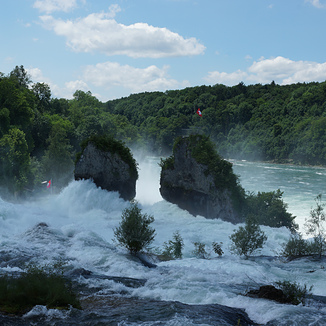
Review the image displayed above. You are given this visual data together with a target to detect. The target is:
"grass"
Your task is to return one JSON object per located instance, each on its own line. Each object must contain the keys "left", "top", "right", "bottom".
{"left": 0, "top": 264, "right": 81, "bottom": 315}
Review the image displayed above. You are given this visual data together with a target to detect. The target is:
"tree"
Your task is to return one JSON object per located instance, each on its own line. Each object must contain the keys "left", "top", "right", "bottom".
{"left": 9, "top": 65, "right": 31, "bottom": 88}
{"left": 304, "top": 194, "right": 326, "bottom": 258}
{"left": 114, "top": 202, "right": 156, "bottom": 254}
{"left": 0, "top": 128, "right": 31, "bottom": 193}
{"left": 229, "top": 215, "right": 267, "bottom": 258}
{"left": 32, "top": 82, "right": 51, "bottom": 113}
{"left": 245, "top": 189, "right": 298, "bottom": 231}
{"left": 42, "top": 118, "right": 74, "bottom": 188}
{"left": 162, "top": 231, "right": 184, "bottom": 259}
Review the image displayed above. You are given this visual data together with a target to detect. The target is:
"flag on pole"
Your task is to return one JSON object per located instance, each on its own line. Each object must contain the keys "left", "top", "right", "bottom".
{"left": 47, "top": 180, "right": 51, "bottom": 188}
{"left": 196, "top": 108, "right": 202, "bottom": 117}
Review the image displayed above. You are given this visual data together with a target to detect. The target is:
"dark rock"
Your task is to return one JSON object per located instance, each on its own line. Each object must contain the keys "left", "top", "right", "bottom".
{"left": 160, "top": 135, "right": 244, "bottom": 223}
{"left": 134, "top": 252, "right": 157, "bottom": 268}
{"left": 74, "top": 142, "right": 137, "bottom": 201}
{"left": 247, "top": 285, "right": 290, "bottom": 304}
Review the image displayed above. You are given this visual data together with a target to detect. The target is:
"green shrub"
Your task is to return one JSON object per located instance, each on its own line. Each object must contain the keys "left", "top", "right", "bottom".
{"left": 114, "top": 202, "right": 156, "bottom": 254}
{"left": 161, "top": 231, "right": 184, "bottom": 260}
{"left": 281, "top": 233, "right": 312, "bottom": 258}
{"left": 192, "top": 241, "right": 208, "bottom": 259}
{"left": 229, "top": 215, "right": 267, "bottom": 258}
{"left": 245, "top": 189, "right": 298, "bottom": 231}
{"left": 0, "top": 264, "right": 81, "bottom": 315}
{"left": 212, "top": 242, "right": 224, "bottom": 257}
{"left": 275, "top": 280, "right": 313, "bottom": 305}
{"left": 305, "top": 194, "right": 326, "bottom": 258}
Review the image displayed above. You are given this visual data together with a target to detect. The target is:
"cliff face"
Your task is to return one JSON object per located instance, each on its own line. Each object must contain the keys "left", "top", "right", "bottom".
{"left": 74, "top": 142, "right": 137, "bottom": 201}
{"left": 160, "top": 136, "right": 244, "bottom": 223}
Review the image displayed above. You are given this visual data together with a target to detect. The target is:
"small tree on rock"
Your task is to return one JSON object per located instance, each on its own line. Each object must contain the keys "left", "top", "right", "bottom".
{"left": 162, "top": 231, "right": 184, "bottom": 259}
{"left": 114, "top": 202, "right": 156, "bottom": 254}
{"left": 305, "top": 194, "right": 326, "bottom": 258}
{"left": 229, "top": 215, "right": 267, "bottom": 258}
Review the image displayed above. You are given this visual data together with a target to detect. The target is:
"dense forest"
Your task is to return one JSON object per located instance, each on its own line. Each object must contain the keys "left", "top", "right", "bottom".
{"left": 1, "top": 65, "right": 326, "bottom": 197}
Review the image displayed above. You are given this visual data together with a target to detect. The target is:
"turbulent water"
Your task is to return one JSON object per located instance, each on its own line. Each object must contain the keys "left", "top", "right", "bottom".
{"left": 1, "top": 158, "right": 326, "bottom": 325}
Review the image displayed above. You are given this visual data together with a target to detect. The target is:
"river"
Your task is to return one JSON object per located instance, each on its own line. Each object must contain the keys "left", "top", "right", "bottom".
{"left": 0, "top": 158, "right": 325, "bottom": 325}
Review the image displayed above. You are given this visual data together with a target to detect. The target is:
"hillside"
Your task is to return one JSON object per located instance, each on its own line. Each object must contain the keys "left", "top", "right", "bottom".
{"left": 1, "top": 65, "right": 326, "bottom": 195}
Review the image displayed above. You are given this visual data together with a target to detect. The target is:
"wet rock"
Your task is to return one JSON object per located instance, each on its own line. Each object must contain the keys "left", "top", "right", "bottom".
{"left": 67, "top": 268, "right": 147, "bottom": 288}
{"left": 160, "top": 135, "right": 244, "bottom": 223}
{"left": 74, "top": 140, "right": 137, "bottom": 201}
{"left": 247, "top": 285, "right": 290, "bottom": 304}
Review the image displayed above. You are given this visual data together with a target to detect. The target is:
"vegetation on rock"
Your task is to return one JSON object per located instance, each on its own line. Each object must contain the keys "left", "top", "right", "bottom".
{"left": 0, "top": 264, "right": 81, "bottom": 315}
{"left": 161, "top": 134, "right": 246, "bottom": 214}
{"left": 114, "top": 202, "right": 156, "bottom": 254}
{"left": 76, "top": 134, "right": 138, "bottom": 180}
{"left": 275, "top": 280, "right": 313, "bottom": 305}
{"left": 282, "top": 194, "right": 326, "bottom": 259}
{"left": 229, "top": 215, "right": 267, "bottom": 258}
{"left": 161, "top": 231, "right": 184, "bottom": 260}
{"left": 244, "top": 189, "right": 298, "bottom": 231}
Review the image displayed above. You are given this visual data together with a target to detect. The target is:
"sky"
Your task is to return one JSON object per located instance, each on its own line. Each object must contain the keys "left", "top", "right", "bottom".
{"left": 1, "top": 0, "right": 326, "bottom": 102}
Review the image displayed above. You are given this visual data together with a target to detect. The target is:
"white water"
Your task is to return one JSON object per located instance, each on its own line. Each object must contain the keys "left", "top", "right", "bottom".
{"left": 1, "top": 158, "right": 326, "bottom": 325}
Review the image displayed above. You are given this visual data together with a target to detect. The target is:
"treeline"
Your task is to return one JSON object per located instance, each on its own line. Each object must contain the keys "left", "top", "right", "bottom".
{"left": 1, "top": 65, "right": 326, "bottom": 196}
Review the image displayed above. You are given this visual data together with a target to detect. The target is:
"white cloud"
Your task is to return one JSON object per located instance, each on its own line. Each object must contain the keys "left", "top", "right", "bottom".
{"left": 204, "top": 70, "right": 248, "bottom": 86}
{"left": 82, "top": 61, "right": 180, "bottom": 93}
{"left": 33, "top": 0, "right": 84, "bottom": 14}
{"left": 27, "top": 67, "right": 75, "bottom": 98}
{"left": 204, "top": 56, "right": 326, "bottom": 86}
{"left": 305, "top": 0, "right": 326, "bottom": 8}
{"left": 65, "top": 80, "right": 89, "bottom": 93}
{"left": 39, "top": 9, "right": 205, "bottom": 58}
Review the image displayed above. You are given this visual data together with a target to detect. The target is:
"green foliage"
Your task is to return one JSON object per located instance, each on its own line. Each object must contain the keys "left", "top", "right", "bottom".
{"left": 192, "top": 242, "right": 208, "bottom": 259}
{"left": 78, "top": 134, "right": 138, "bottom": 180}
{"left": 161, "top": 231, "right": 184, "bottom": 260}
{"left": 304, "top": 194, "right": 326, "bottom": 258}
{"left": 281, "top": 233, "right": 313, "bottom": 258}
{"left": 212, "top": 242, "right": 224, "bottom": 256}
{"left": 245, "top": 189, "right": 298, "bottom": 231}
{"left": 275, "top": 280, "right": 313, "bottom": 305}
{"left": 0, "top": 264, "right": 81, "bottom": 315}
{"left": 3, "top": 63, "right": 326, "bottom": 197}
{"left": 229, "top": 215, "right": 267, "bottom": 258}
{"left": 0, "top": 127, "right": 31, "bottom": 193}
{"left": 114, "top": 202, "right": 156, "bottom": 254}
{"left": 159, "top": 156, "right": 174, "bottom": 170}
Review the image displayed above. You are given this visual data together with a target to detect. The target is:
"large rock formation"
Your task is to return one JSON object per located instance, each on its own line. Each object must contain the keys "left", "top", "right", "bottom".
{"left": 74, "top": 135, "right": 138, "bottom": 201}
{"left": 159, "top": 135, "right": 244, "bottom": 223}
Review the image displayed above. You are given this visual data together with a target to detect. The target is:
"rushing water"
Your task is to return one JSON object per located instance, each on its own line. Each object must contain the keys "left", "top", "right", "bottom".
{"left": 0, "top": 158, "right": 326, "bottom": 325}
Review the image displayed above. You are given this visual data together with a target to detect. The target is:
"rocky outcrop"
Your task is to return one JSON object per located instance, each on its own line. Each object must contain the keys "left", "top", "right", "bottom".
{"left": 74, "top": 138, "right": 138, "bottom": 201}
{"left": 160, "top": 135, "right": 244, "bottom": 223}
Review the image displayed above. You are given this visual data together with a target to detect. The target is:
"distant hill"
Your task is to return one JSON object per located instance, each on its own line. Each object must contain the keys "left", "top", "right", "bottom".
{"left": 1, "top": 65, "right": 326, "bottom": 196}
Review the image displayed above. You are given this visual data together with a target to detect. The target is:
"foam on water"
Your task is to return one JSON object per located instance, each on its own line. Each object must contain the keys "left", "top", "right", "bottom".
{"left": 0, "top": 159, "right": 326, "bottom": 324}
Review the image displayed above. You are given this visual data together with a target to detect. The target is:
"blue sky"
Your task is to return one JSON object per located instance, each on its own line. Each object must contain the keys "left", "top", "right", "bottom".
{"left": 1, "top": 0, "right": 326, "bottom": 101}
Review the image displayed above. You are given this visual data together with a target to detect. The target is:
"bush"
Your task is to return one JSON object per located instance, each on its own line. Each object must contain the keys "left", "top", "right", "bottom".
{"left": 192, "top": 242, "right": 208, "bottom": 259}
{"left": 161, "top": 231, "right": 184, "bottom": 260}
{"left": 245, "top": 189, "right": 298, "bottom": 231}
{"left": 114, "top": 202, "right": 156, "bottom": 254}
{"left": 304, "top": 194, "right": 326, "bottom": 258}
{"left": 275, "top": 280, "right": 313, "bottom": 305}
{"left": 229, "top": 215, "right": 267, "bottom": 258}
{"left": 212, "top": 242, "right": 224, "bottom": 257}
{"left": 281, "top": 233, "right": 312, "bottom": 258}
{"left": 0, "top": 264, "right": 81, "bottom": 315}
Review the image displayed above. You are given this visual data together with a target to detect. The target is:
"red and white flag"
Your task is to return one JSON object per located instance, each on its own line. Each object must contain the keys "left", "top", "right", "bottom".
{"left": 196, "top": 108, "right": 202, "bottom": 117}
